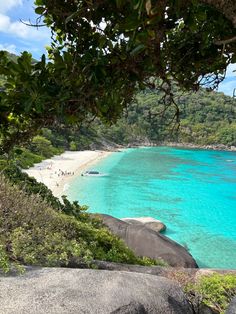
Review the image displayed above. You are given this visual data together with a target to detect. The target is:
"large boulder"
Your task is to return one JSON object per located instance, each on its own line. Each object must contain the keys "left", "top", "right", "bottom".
{"left": 0, "top": 267, "right": 193, "bottom": 314}
{"left": 97, "top": 214, "right": 198, "bottom": 268}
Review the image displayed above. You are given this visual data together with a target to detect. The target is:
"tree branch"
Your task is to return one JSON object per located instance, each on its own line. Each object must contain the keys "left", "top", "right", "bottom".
{"left": 214, "top": 36, "right": 236, "bottom": 45}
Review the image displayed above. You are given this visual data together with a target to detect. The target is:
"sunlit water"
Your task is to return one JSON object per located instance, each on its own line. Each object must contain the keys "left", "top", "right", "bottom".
{"left": 67, "top": 147, "right": 236, "bottom": 269}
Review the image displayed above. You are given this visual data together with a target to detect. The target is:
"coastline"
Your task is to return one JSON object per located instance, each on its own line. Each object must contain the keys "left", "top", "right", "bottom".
{"left": 23, "top": 150, "right": 112, "bottom": 198}
{"left": 125, "top": 141, "right": 236, "bottom": 152}
{"left": 23, "top": 142, "right": 236, "bottom": 198}
{"left": 161, "top": 142, "right": 236, "bottom": 152}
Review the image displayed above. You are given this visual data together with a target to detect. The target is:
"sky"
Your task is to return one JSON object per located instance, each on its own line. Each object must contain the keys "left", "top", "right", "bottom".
{"left": 0, "top": 0, "right": 235, "bottom": 97}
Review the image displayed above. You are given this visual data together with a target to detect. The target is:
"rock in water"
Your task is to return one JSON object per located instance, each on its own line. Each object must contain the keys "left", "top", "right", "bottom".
{"left": 121, "top": 217, "right": 166, "bottom": 232}
{"left": 0, "top": 267, "right": 193, "bottom": 314}
{"left": 98, "top": 214, "right": 198, "bottom": 268}
{"left": 122, "top": 217, "right": 166, "bottom": 233}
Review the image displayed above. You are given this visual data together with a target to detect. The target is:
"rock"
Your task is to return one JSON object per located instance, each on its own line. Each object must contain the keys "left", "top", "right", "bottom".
{"left": 145, "top": 221, "right": 166, "bottom": 233}
{"left": 226, "top": 296, "right": 236, "bottom": 314}
{"left": 98, "top": 214, "right": 198, "bottom": 268}
{"left": 0, "top": 267, "right": 193, "bottom": 314}
{"left": 111, "top": 301, "right": 148, "bottom": 313}
{"left": 198, "top": 304, "right": 219, "bottom": 314}
{"left": 122, "top": 217, "right": 166, "bottom": 233}
{"left": 122, "top": 218, "right": 144, "bottom": 225}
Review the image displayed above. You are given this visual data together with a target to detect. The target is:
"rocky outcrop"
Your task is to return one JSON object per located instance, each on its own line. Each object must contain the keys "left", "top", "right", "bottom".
{"left": 0, "top": 267, "right": 193, "bottom": 314}
{"left": 97, "top": 214, "right": 198, "bottom": 268}
{"left": 226, "top": 297, "right": 236, "bottom": 314}
{"left": 122, "top": 216, "right": 166, "bottom": 233}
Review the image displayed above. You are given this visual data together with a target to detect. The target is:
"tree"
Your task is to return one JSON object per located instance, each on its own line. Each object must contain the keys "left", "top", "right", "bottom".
{"left": 0, "top": 0, "right": 236, "bottom": 151}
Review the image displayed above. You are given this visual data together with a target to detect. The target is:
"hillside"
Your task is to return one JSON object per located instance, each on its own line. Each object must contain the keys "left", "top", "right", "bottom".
{"left": 39, "top": 87, "right": 236, "bottom": 151}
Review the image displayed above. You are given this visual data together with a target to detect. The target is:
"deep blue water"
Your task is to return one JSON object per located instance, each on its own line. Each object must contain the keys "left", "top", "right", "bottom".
{"left": 67, "top": 147, "right": 236, "bottom": 269}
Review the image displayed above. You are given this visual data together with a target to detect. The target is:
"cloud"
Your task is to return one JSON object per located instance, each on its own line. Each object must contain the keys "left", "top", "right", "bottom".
{"left": 0, "top": 43, "right": 17, "bottom": 54}
{"left": 225, "top": 63, "right": 236, "bottom": 77}
{"left": 217, "top": 63, "right": 236, "bottom": 96}
{"left": 0, "top": 0, "right": 22, "bottom": 14}
{"left": 0, "top": 13, "right": 50, "bottom": 41}
{"left": 218, "top": 78, "right": 236, "bottom": 96}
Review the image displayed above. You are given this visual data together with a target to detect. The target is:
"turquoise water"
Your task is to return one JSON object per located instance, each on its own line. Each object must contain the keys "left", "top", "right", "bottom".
{"left": 67, "top": 147, "right": 236, "bottom": 269}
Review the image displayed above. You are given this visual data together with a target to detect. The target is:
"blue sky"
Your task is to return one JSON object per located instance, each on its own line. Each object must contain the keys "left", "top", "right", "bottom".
{"left": 0, "top": 0, "right": 235, "bottom": 96}
{"left": 0, "top": 0, "right": 50, "bottom": 58}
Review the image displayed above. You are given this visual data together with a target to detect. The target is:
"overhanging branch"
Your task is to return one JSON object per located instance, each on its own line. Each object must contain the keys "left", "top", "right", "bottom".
{"left": 215, "top": 36, "right": 236, "bottom": 45}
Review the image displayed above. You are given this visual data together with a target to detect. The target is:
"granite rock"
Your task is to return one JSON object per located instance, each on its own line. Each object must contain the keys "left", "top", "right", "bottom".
{"left": 98, "top": 214, "right": 198, "bottom": 268}
{"left": 0, "top": 267, "right": 193, "bottom": 314}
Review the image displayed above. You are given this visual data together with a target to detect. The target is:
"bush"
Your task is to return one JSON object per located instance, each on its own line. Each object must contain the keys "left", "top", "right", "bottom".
{"left": 69, "top": 141, "right": 77, "bottom": 151}
{"left": 14, "top": 149, "right": 43, "bottom": 169}
{"left": 30, "top": 135, "right": 63, "bottom": 158}
{"left": 185, "top": 273, "right": 236, "bottom": 314}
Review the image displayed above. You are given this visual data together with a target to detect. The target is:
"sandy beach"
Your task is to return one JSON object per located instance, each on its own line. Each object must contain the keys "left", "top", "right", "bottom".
{"left": 23, "top": 150, "right": 112, "bottom": 197}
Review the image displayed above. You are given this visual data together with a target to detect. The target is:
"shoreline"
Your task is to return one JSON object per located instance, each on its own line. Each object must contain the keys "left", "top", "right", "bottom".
{"left": 23, "top": 142, "right": 236, "bottom": 197}
{"left": 23, "top": 150, "right": 113, "bottom": 197}
{"left": 161, "top": 142, "right": 236, "bottom": 152}
{"left": 125, "top": 141, "right": 236, "bottom": 152}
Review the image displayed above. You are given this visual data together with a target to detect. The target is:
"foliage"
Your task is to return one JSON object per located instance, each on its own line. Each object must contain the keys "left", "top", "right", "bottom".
{"left": 3, "top": 164, "right": 68, "bottom": 213}
{"left": 12, "top": 149, "right": 44, "bottom": 169}
{"left": 185, "top": 273, "right": 236, "bottom": 313}
{"left": 29, "top": 135, "right": 63, "bottom": 158}
{"left": 0, "top": 245, "right": 10, "bottom": 273}
{"left": 0, "top": 1, "right": 236, "bottom": 149}
{"left": 0, "top": 174, "right": 159, "bottom": 272}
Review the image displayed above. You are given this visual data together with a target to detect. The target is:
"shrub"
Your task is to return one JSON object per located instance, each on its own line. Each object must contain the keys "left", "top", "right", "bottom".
{"left": 185, "top": 273, "right": 236, "bottom": 314}
{"left": 30, "top": 135, "right": 63, "bottom": 158}
{"left": 69, "top": 141, "right": 77, "bottom": 151}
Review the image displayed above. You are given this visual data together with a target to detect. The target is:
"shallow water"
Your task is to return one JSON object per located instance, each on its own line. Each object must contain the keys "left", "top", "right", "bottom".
{"left": 67, "top": 147, "right": 236, "bottom": 269}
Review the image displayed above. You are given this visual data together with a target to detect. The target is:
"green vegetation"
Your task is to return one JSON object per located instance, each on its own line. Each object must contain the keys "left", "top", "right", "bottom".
{"left": 101, "top": 87, "right": 236, "bottom": 147}
{"left": 0, "top": 133, "right": 63, "bottom": 170}
{"left": 185, "top": 273, "right": 236, "bottom": 314}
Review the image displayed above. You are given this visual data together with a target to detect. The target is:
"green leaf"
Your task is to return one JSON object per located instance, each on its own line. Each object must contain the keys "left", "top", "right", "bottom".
{"left": 130, "top": 44, "right": 146, "bottom": 56}
{"left": 34, "top": 0, "right": 44, "bottom": 5}
{"left": 65, "top": 12, "right": 79, "bottom": 25}
{"left": 35, "top": 7, "right": 45, "bottom": 15}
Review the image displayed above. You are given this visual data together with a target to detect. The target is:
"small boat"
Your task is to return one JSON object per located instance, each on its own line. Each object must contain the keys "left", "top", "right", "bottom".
{"left": 81, "top": 170, "right": 107, "bottom": 177}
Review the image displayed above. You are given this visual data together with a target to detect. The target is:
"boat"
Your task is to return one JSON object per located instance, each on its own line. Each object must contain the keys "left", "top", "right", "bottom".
{"left": 81, "top": 170, "right": 107, "bottom": 177}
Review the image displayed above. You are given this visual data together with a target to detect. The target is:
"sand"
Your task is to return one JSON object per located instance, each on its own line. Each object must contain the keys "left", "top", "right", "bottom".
{"left": 23, "top": 150, "right": 112, "bottom": 197}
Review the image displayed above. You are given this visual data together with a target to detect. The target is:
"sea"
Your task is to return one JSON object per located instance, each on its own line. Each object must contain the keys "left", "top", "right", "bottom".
{"left": 67, "top": 147, "right": 236, "bottom": 269}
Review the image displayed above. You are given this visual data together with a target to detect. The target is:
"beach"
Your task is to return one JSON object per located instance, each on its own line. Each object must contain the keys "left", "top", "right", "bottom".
{"left": 23, "top": 150, "right": 112, "bottom": 197}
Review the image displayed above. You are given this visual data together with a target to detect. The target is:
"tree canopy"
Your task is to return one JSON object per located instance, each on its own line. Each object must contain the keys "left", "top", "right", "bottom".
{"left": 0, "top": 0, "right": 236, "bottom": 151}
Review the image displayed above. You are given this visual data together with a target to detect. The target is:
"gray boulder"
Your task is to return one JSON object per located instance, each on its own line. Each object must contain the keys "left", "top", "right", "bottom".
{"left": 0, "top": 267, "right": 193, "bottom": 314}
{"left": 226, "top": 296, "right": 236, "bottom": 314}
{"left": 97, "top": 214, "right": 198, "bottom": 268}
